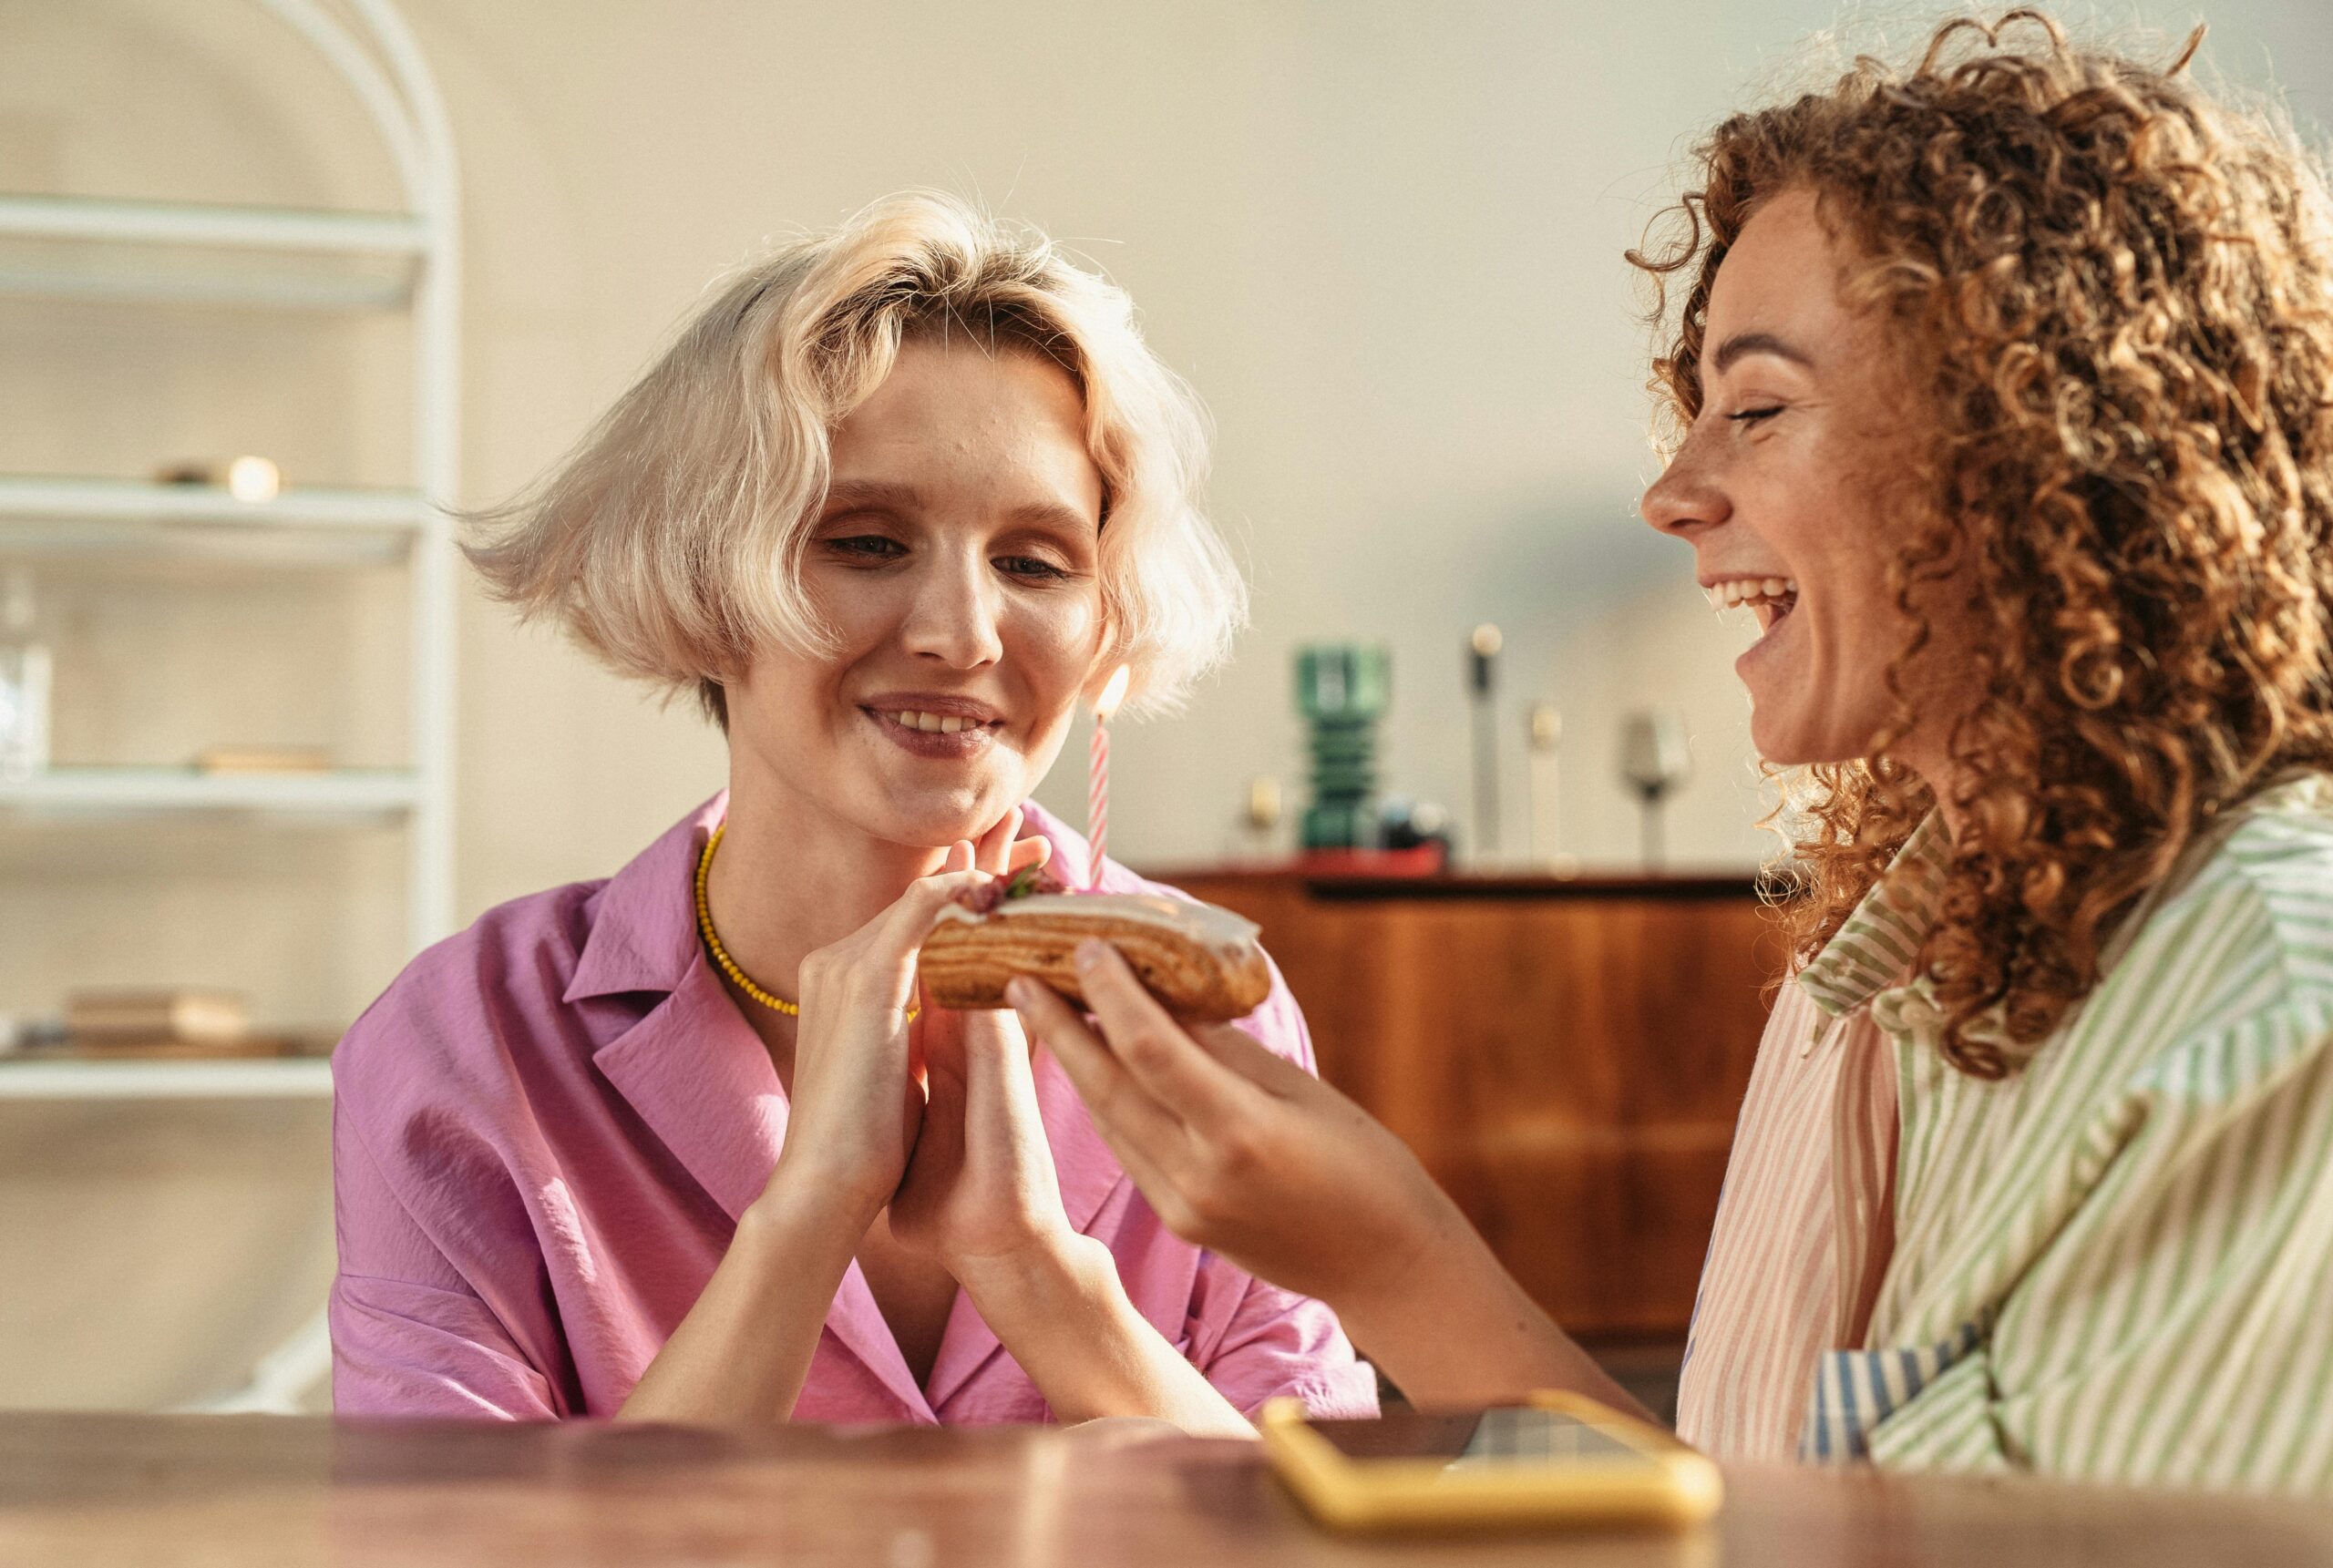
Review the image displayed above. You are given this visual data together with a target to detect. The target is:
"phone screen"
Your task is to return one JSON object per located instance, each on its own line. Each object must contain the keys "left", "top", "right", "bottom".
{"left": 1305, "top": 1408, "right": 1651, "bottom": 1469}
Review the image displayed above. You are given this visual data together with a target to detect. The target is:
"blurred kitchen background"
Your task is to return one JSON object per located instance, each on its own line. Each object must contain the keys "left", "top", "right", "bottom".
{"left": 2, "top": 0, "right": 2327, "bottom": 1414}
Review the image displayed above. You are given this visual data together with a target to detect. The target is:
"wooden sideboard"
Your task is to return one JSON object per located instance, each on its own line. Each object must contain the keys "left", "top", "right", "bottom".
{"left": 1150, "top": 867, "right": 1781, "bottom": 1340}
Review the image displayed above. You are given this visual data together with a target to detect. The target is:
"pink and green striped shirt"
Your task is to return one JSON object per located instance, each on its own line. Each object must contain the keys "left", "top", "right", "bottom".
{"left": 1678, "top": 772, "right": 2333, "bottom": 1493}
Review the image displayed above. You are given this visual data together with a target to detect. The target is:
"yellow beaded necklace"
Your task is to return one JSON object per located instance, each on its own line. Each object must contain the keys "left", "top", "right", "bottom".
{"left": 694, "top": 824, "right": 920, "bottom": 1022}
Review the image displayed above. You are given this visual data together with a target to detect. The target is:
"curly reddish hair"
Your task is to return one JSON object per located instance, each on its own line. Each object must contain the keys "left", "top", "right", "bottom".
{"left": 1632, "top": 12, "right": 2333, "bottom": 1077}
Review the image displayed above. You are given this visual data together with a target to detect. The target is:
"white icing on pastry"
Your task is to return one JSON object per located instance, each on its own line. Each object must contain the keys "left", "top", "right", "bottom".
{"left": 933, "top": 891, "right": 1260, "bottom": 958}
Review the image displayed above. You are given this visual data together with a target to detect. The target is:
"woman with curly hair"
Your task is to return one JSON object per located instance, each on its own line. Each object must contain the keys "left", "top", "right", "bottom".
{"left": 1012, "top": 12, "right": 2333, "bottom": 1491}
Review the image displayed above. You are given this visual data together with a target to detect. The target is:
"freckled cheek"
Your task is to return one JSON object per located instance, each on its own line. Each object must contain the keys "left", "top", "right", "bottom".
{"left": 730, "top": 647, "right": 845, "bottom": 748}
{"left": 997, "top": 597, "right": 1104, "bottom": 731}
{"left": 801, "top": 570, "right": 899, "bottom": 655}
{"left": 796, "top": 572, "right": 921, "bottom": 713}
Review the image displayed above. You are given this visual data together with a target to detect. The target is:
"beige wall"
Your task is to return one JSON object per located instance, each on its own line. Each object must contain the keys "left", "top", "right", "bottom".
{"left": 1, "top": 0, "right": 2328, "bottom": 1407}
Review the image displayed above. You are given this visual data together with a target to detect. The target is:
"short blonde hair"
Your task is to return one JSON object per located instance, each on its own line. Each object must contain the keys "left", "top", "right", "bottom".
{"left": 466, "top": 191, "right": 1245, "bottom": 725}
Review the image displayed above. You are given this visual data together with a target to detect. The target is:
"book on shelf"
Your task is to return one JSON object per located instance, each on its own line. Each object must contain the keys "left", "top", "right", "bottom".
{"left": 65, "top": 988, "right": 248, "bottom": 1048}
{"left": 191, "top": 746, "right": 333, "bottom": 774}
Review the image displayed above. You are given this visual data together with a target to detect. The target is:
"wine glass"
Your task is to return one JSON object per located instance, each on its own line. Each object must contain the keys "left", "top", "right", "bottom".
{"left": 1619, "top": 710, "right": 1691, "bottom": 870}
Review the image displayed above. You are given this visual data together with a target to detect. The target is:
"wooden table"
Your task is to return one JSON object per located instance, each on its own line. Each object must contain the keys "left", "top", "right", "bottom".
{"left": 5, "top": 1415, "right": 2330, "bottom": 1566}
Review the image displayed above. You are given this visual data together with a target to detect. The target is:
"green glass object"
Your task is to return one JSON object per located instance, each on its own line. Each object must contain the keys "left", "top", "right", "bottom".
{"left": 1294, "top": 644, "right": 1391, "bottom": 849}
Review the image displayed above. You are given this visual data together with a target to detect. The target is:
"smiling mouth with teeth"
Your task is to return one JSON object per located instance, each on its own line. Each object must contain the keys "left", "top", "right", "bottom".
{"left": 880, "top": 709, "right": 992, "bottom": 735}
{"left": 1706, "top": 576, "right": 1802, "bottom": 632}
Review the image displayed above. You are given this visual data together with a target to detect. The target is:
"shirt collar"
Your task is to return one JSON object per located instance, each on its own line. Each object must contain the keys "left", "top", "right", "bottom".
{"left": 1796, "top": 768, "right": 2333, "bottom": 1022}
{"left": 1797, "top": 812, "right": 1952, "bottom": 1019}
{"left": 563, "top": 793, "right": 725, "bottom": 1005}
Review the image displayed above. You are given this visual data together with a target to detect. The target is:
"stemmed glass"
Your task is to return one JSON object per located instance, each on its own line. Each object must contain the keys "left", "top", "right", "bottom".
{"left": 1619, "top": 711, "right": 1690, "bottom": 870}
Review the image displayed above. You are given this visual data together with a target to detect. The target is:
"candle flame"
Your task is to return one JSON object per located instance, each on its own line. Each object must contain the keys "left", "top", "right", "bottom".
{"left": 1093, "top": 664, "right": 1132, "bottom": 722}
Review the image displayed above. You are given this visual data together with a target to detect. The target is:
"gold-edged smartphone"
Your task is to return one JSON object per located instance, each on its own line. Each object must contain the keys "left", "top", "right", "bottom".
{"left": 1260, "top": 1391, "right": 1723, "bottom": 1533}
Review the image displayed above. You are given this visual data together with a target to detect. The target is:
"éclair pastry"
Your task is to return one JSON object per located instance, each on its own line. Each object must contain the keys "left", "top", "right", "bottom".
{"left": 918, "top": 867, "right": 1271, "bottom": 1022}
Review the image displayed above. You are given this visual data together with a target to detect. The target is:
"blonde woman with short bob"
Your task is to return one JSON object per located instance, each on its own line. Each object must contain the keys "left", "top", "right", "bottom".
{"left": 327, "top": 193, "right": 1375, "bottom": 1430}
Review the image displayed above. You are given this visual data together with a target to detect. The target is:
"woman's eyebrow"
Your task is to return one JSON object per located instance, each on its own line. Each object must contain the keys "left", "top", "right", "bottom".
{"left": 822, "top": 478, "right": 924, "bottom": 515}
{"left": 1710, "top": 330, "right": 1815, "bottom": 376}
{"left": 1004, "top": 499, "right": 1100, "bottom": 538}
{"left": 824, "top": 480, "right": 1095, "bottom": 538}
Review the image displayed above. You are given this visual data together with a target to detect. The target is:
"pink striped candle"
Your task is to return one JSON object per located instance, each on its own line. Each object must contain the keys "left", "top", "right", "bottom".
{"left": 1087, "top": 665, "right": 1131, "bottom": 889}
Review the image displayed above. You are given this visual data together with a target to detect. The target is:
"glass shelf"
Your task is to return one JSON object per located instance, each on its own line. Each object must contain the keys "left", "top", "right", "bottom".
{"left": 0, "top": 1057, "right": 333, "bottom": 1100}
{"left": 0, "top": 193, "right": 425, "bottom": 312}
{"left": 0, "top": 767, "right": 418, "bottom": 820}
{"left": 0, "top": 476, "right": 430, "bottom": 566}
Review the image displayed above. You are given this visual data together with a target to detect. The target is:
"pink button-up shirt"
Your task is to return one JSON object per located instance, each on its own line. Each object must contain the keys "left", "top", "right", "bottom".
{"left": 330, "top": 796, "right": 1376, "bottom": 1423}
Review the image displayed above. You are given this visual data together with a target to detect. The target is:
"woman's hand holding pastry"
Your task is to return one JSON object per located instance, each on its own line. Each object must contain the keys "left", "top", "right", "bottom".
{"left": 890, "top": 808, "right": 1074, "bottom": 1276}
{"left": 1009, "top": 942, "right": 1462, "bottom": 1310}
{"left": 1013, "top": 940, "right": 1646, "bottom": 1416}
{"left": 764, "top": 812, "right": 1046, "bottom": 1226}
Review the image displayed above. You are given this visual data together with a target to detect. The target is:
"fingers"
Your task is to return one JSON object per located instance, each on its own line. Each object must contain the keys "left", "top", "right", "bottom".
{"left": 919, "top": 1014, "right": 968, "bottom": 1112}
{"left": 982, "top": 804, "right": 1051, "bottom": 882}
{"left": 944, "top": 839, "right": 975, "bottom": 875}
{"left": 1188, "top": 1023, "right": 1316, "bottom": 1095}
{"left": 1008, "top": 978, "right": 1185, "bottom": 1149}
{"left": 961, "top": 804, "right": 1051, "bottom": 881}
{"left": 974, "top": 807, "right": 1023, "bottom": 877}
{"left": 912, "top": 994, "right": 963, "bottom": 1063}
{"left": 953, "top": 1002, "right": 1034, "bottom": 1098}
{"left": 1069, "top": 942, "right": 1252, "bottom": 1124}
{"left": 1010, "top": 977, "right": 1237, "bottom": 1246}
{"left": 868, "top": 867, "right": 994, "bottom": 960}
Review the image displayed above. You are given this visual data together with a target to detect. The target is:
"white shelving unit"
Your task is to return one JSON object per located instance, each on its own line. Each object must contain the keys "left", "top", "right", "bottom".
{"left": 0, "top": 0, "right": 458, "bottom": 954}
{"left": 0, "top": 0, "right": 461, "bottom": 1406}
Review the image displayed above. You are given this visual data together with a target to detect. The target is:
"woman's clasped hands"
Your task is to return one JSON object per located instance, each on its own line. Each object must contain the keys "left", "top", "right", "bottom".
{"left": 729, "top": 807, "right": 1252, "bottom": 1434}
{"left": 889, "top": 815, "right": 1091, "bottom": 1286}
{"left": 769, "top": 805, "right": 1075, "bottom": 1279}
